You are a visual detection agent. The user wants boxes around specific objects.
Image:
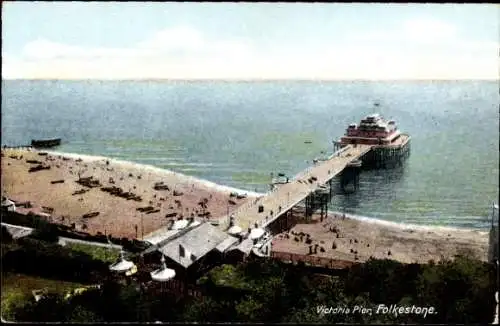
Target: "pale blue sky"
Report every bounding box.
[2,2,499,79]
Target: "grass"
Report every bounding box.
[1,272,86,321]
[64,243,120,263]
[1,239,116,321]
[201,264,253,291]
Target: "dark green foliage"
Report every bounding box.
[1,225,14,243]
[14,294,71,322]
[8,252,496,324]
[29,220,59,243]
[345,258,422,303]
[2,238,110,283]
[182,296,235,322]
[414,254,495,323]
[1,211,44,229]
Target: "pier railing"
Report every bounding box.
[219,144,372,230]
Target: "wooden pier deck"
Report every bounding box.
[218,144,372,231]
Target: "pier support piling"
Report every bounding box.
[340,165,360,193]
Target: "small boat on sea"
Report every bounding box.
[31,138,61,148]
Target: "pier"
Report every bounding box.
[215,131,410,255]
[217,144,373,232]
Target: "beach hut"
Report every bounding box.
[150,255,176,282]
[1,197,16,212]
[109,250,136,274]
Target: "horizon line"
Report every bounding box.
[2,77,499,82]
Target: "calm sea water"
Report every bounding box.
[2,80,498,229]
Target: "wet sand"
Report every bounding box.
[272,213,489,264]
[1,148,254,239]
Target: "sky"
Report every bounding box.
[2,2,499,80]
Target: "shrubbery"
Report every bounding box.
[6,252,496,323]
[2,238,111,283]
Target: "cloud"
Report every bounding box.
[138,26,204,51]
[3,21,499,80]
[402,18,457,43]
[21,26,252,63]
[349,18,457,46]
[21,39,142,60]
[337,17,498,79]
[10,25,255,79]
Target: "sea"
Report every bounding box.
[2,80,498,230]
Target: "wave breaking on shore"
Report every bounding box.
[45,150,264,198]
[34,150,489,235]
[329,211,488,235]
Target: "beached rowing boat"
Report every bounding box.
[31,138,61,148]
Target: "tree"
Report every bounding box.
[235,295,265,322]
[415,255,495,323]
[13,294,70,322]
[67,305,103,322]
[30,220,59,243]
[182,296,234,322]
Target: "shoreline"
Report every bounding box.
[45,150,263,198]
[1,148,255,238]
[2,148,491,235]
[328,210,489,234]
[46,150,490,233]
[2,147,491,263]
[272,212,489,264]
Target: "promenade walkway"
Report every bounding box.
[219,144,372,231]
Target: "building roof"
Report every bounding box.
[1,198,15,207]
[157,222,229,268]
[227,225,243,235]
[172,219,189,230]
[215,235,240,253]
[143,219,202,247]
[250,228,265,240]
[143,227,180,246]
[232,238,254,255]
[109,259,135,272]
[2,222,34,239]
[151,267,176,281]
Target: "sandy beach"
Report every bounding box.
[272,212,489,264]
[2,148,490,264]
[1,148,256,239]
